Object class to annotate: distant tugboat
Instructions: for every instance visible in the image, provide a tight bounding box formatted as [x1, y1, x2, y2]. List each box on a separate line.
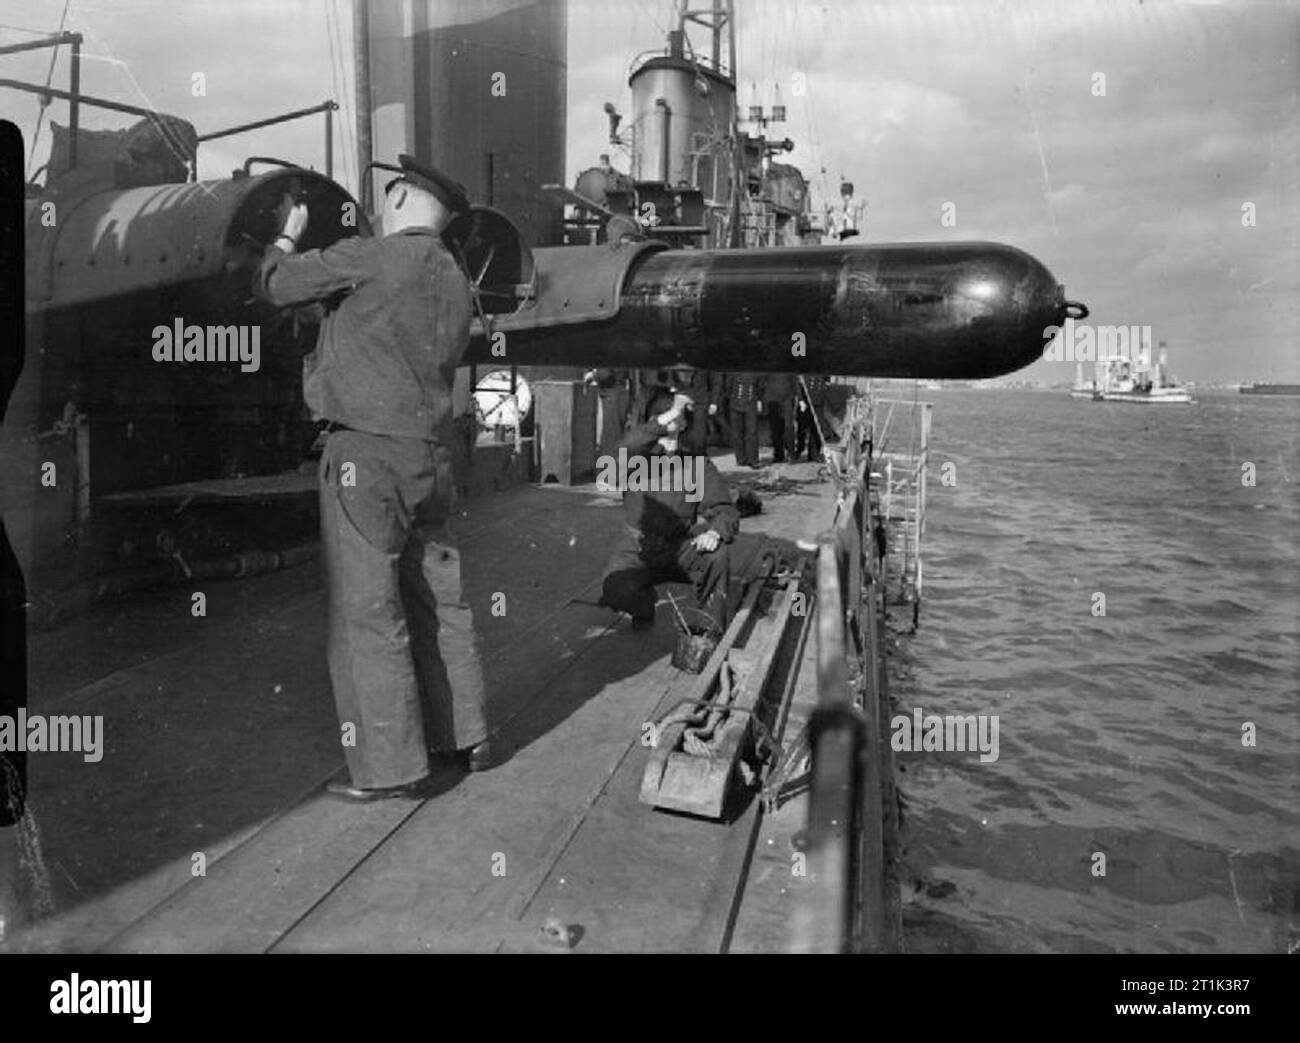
[1089, 346, 1194, 404]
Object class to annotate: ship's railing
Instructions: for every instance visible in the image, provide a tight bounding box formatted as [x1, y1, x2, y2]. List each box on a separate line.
[793, 400, 900, 952]
[628, 46, 733, 82]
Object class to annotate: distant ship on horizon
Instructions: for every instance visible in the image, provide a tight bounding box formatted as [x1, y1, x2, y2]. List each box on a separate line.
[1071, 346, 1194, 404]
[1239, 381, 1300, 396]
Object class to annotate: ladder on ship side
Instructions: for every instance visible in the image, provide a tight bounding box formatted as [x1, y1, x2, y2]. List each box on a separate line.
[868, 396, 931, 619]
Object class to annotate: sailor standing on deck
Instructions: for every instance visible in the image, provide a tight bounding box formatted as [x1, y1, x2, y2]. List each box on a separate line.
[724, 372, 764, 468]
[762, 372, 797, 463]
[254, 155, 497, 801]
[795, 374, 830, 461]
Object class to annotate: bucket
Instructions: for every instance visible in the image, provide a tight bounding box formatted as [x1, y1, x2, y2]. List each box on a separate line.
[669, 605, 721, 674]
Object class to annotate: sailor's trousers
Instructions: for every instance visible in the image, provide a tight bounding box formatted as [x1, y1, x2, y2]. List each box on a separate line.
[319, 429, 488, 789]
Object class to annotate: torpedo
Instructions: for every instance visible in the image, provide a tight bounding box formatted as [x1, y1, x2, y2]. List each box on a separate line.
[463, 235, 1089, 379]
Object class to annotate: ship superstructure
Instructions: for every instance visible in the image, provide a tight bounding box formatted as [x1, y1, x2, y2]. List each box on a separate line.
[1087, 345, 1194, 404]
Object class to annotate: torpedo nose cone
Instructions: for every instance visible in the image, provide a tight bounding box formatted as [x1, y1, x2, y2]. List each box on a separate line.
[944, 241, 1075, 378]
[829, 241, 1075, 379]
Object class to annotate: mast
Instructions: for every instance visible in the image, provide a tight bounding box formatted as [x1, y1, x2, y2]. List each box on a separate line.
[676, 0, 734, 76]
[675, 0, 741, 245]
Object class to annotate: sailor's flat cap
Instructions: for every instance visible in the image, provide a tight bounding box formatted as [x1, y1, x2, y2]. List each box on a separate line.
[387, 154, 470, 214]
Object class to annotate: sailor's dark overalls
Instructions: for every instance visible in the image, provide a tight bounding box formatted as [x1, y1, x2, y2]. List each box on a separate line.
[257, 228, 487, 789]
[725, 373, 764, 467]
[600, 420, 741, 632]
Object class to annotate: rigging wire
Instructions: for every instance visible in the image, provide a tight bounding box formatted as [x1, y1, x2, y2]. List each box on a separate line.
[340, 0, 359, 192]
[323, 1, 341, 161]
[47, 15, 202, 182]
[793, 10, 831, 212]
[324, 1, 340, 177]
[324, 0, 355, 191]
[337, 0, 358, 191]
[26, 0, 72, 178]
[632, 0, 668, 36]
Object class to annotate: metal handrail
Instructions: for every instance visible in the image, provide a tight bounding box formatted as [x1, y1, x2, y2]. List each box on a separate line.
[199, 101, 337, 180]
[793, 404, 896, 953]
[0, 78, 192, 171]
[0, 74, 337, 182]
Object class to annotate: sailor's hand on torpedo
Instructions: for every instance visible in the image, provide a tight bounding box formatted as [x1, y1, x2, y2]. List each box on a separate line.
[708, 403, 718, 416]
[692, 530, 721, 553]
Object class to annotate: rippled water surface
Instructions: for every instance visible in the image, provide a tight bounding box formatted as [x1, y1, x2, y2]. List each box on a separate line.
[896, 389, 1299, 953]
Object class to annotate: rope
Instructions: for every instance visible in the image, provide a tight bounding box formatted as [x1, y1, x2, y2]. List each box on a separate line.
[796, 375, 828, 453]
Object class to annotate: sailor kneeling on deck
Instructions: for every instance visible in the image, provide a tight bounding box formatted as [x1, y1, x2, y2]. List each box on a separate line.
[599, 389, 740, 633]
[254, 154, 497, 802]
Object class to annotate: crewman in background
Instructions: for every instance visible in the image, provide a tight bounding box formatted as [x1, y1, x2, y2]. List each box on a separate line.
[795, 374, 830, 461]
[725, 372, 764, 468]
[663, 366, 721, 453]
[704, 370, 730, 448]
[584, 367, 632, 456]
[255, 154, 497, 801]
[451, 366, 478, 503]
[599, 389, 740, 632]
[762, 372, 796, 463]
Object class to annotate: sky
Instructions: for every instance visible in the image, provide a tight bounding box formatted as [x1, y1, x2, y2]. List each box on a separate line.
[1, 0, 1296, 382]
